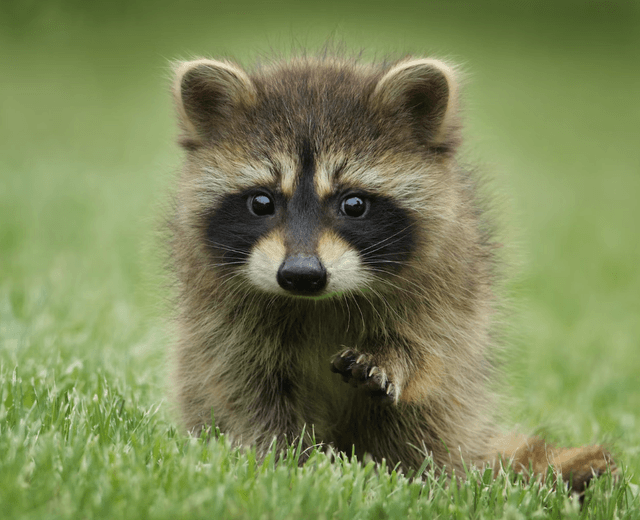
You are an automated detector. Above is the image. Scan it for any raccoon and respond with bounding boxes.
[168,54,614,491]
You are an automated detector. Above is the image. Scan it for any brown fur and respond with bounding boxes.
[167,53,615,492]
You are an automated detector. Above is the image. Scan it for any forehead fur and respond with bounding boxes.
[179,55,460,207]
[244,57,420,161]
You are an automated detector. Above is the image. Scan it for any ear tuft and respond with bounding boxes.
[172,59,256,148]
[372,58,459,149]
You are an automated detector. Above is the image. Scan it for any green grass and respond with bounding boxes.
[1,1,639,518]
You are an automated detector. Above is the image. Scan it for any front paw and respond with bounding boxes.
[330,349,397,404]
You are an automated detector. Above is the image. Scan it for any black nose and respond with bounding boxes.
[277,255,327,294]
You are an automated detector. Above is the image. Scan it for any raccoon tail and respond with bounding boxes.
[490,432,617,493]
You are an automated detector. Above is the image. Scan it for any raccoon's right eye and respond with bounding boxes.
[340,195,368,218]
[249,193,275,216]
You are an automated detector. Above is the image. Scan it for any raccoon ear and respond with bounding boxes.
[372,58,459,149]
[173,59,256,148]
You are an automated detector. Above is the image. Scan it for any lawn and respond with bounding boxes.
[1,1,639,518]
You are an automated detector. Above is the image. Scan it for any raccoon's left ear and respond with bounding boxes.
[172,59,256,148]
[371,58,459,150]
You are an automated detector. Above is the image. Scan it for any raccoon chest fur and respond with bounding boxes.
[210,297,391,443]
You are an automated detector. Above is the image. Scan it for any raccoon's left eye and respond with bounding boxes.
[340,195,368,218]
[249,194,275,216]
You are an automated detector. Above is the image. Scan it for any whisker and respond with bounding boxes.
[204,240,251,257]
[366,285,411,327]
[358,283,387,325]
[208,261,248,268]
[365,268,430,299]
[359,233,414,257]
[358,224,416,255]
[341,294,351,333]
[362,260,403,265]
[348,292,367,332]
[214,272,248,294]
[358,251,404,257]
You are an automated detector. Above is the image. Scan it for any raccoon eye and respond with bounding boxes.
[249,193,275,216]
[341,195,368,218]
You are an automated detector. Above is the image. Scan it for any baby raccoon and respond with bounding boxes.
[168,54,614,491]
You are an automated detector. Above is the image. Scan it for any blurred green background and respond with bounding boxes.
[1,0,639,474]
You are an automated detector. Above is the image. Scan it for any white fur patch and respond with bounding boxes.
[243,230,371,298]
[243,232,287,294]
[317,231,371,295]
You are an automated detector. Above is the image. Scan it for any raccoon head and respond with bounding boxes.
[172,56,460,300]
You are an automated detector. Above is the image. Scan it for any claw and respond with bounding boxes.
[331,349,397,404]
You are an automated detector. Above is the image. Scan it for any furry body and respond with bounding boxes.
[168,54,613,489]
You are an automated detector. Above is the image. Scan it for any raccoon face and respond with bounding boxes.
[173,57,458,299]
[203,154,417,298]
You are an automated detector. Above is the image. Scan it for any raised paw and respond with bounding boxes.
[330,349,397,404]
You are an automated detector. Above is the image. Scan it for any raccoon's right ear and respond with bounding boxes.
[173,59,256,149]
[371,58,460,150]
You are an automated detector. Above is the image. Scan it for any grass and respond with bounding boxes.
[1,1,639,518]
